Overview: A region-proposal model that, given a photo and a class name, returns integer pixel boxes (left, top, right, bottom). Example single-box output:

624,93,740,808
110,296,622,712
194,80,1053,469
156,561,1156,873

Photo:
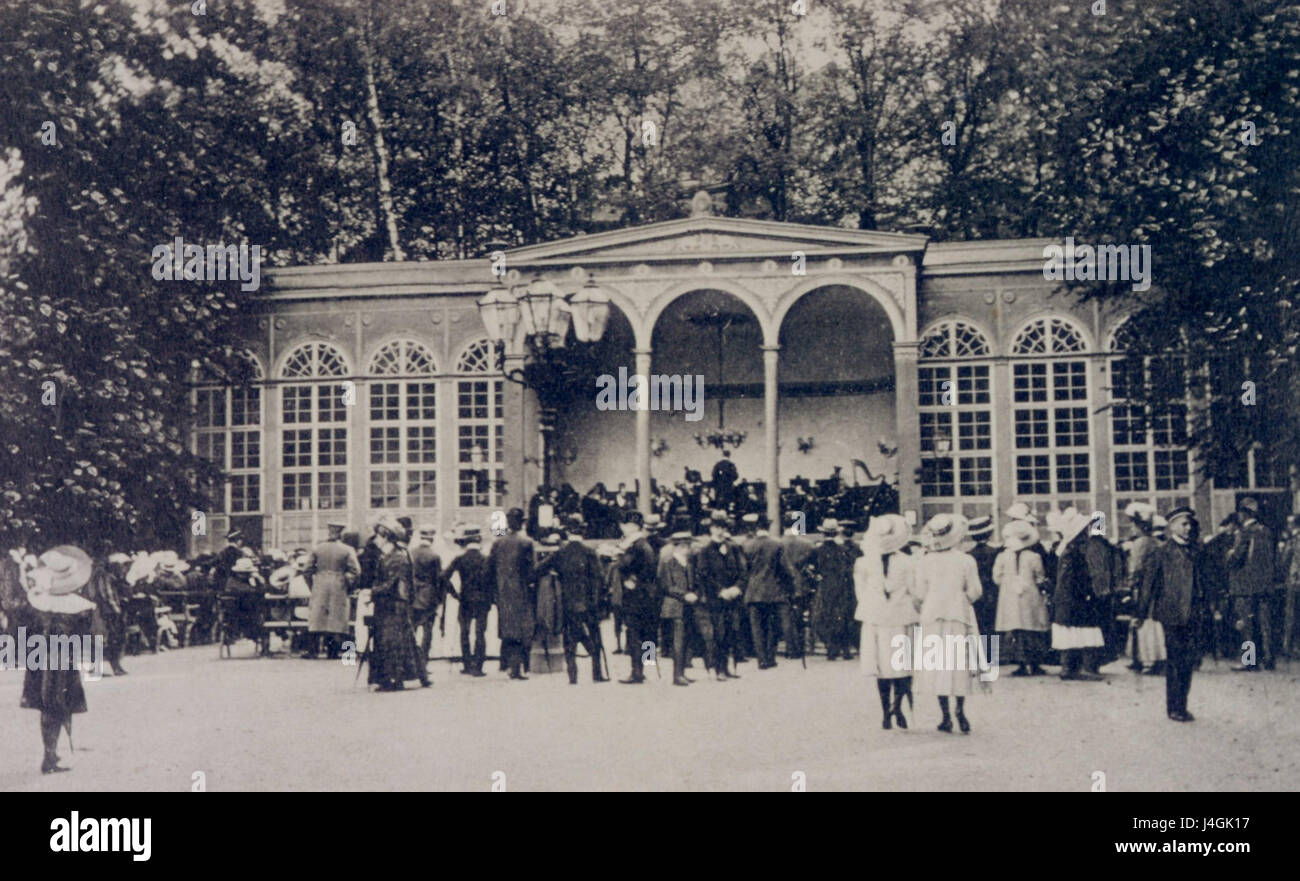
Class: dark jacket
809,540,861,632
1052,536,1102,628
781,533,815,599
693,540,744,608
446,548,492,605
617,536,660,620
410,544,444,611
1227,519,1276,596
551,540,603,616
488,533,536,641
1140,537,1214,628
743,535,791,604
657,551,693,620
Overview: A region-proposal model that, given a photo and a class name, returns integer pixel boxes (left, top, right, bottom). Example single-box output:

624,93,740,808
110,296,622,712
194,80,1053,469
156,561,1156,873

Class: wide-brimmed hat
864,514,910,556
37,546,93,595
818,518,841,535
1002,519,1039,552
923,513,968,551
269,566,294,589
125,552,156,585
670,530,693,543
1123,501,1158,524
1056,507,1094,544
1005,502,1039,525
151,549,190,573
644,513,665,530
375,514,404,539
455,525,483,544
231,557,257,574
107,552,131,565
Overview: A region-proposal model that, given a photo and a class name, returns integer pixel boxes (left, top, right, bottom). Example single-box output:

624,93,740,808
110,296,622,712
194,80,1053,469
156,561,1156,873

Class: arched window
918,319,994,521
367,340,438,510
279,342,350,514
1108,319,1192,535
194,351,264,518
1010,317,1092,516
455,339,504,508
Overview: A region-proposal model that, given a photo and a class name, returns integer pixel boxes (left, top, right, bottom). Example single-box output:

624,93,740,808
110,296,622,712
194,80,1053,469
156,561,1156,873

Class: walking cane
353,630,373,686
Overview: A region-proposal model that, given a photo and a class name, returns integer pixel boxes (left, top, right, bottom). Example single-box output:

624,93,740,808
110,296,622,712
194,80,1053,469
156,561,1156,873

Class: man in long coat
743,515,791,669
1227,496,1277,669
306,521,360,660
616,512,660,683
551,518,607,684
809,520,861,660
487,508,536,680
693,514,745,677
780,521,814,659
1138,507,1216,721
410,522,445,661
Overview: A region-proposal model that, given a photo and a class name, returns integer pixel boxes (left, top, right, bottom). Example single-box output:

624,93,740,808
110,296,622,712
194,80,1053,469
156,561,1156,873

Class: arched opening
777,285,897,506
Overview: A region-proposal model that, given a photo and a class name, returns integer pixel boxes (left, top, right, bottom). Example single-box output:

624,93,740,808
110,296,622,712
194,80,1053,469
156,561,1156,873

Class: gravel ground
3,625,1298,792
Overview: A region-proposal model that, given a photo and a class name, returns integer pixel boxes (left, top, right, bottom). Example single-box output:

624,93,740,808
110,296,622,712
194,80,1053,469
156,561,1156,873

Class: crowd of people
5,489,1299,774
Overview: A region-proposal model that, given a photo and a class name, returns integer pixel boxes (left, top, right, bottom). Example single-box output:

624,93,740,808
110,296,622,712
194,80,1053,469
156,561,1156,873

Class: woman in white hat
18,545,97,773
993,520,1050,676
854,514,918,729
1050,508,1106,680
915,513,985,733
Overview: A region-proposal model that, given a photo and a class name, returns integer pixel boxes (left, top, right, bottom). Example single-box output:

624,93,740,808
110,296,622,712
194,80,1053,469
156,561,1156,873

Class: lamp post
477,273,610,489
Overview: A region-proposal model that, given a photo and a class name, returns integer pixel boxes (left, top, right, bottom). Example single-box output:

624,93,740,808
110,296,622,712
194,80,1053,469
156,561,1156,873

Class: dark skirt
20,610,92,716
368,598,423,686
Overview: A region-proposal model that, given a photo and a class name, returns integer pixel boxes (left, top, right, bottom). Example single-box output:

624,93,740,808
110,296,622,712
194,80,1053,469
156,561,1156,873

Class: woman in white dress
854,514,919,729
914,513,984,733
993,519,1050,676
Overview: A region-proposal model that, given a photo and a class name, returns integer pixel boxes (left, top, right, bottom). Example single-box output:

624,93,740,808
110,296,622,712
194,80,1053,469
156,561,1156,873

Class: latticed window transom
1012,317,1087,356
370,340,437,376
918,319,991,359
455,339,496,374
281,342,349,378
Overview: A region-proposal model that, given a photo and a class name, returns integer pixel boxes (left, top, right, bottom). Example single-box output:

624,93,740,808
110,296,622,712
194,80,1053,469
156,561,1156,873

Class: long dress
368,548,423,687
854,550,919,679
993,547,1050,663
810,540,861,648
913,548,985,696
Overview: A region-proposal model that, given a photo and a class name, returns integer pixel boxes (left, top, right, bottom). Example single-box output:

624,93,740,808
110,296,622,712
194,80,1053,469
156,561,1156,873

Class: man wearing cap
551,518,607,684
810,519,862,661
615,510,660,683
305,522,360,660
1226,497,1277,670
743,514,791,670
1138,507,1215,721
693,512,745,677
410,523,445,662
445,526,492,676
966,516,999,643
488,508,536,680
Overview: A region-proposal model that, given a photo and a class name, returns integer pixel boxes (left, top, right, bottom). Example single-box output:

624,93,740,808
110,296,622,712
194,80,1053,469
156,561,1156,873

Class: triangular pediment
505,216,927,264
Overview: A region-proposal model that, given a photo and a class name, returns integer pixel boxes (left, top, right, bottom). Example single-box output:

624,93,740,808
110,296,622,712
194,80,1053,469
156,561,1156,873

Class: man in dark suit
446,526,492,676
616,511,660,683
410,522,444,661
486,508,535,680
966,516,999,641
694,513,745,677
743,515,790,669
711,450,739,512
552,518,607,684
1138,507,1216,722
780,520,815,659
1227,496,1277,670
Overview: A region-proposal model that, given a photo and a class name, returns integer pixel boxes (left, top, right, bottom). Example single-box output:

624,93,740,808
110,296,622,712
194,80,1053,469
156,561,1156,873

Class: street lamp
476,271,610,489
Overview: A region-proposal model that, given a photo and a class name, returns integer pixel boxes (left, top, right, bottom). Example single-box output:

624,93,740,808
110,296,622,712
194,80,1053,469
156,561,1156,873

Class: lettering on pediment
671,233,746,253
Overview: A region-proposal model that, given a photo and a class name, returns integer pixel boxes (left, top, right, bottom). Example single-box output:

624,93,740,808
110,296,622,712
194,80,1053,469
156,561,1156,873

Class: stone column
893,341,921,523
763,344,781,528
634,348,653,516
